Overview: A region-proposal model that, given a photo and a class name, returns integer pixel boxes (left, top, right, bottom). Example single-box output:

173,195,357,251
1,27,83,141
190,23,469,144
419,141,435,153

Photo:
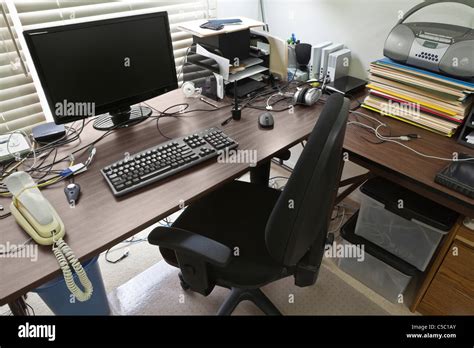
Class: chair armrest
275,149,291,161
148,227,232,267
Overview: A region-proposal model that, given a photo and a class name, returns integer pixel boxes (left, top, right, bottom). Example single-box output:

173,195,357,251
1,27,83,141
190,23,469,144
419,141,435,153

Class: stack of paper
363,58,474,137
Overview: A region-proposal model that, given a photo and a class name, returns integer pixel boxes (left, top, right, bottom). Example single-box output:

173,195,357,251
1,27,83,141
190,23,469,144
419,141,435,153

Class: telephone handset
4,171,93,302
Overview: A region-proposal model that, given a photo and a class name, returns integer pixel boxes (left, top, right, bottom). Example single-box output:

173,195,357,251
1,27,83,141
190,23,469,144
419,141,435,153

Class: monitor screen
24,12,178,125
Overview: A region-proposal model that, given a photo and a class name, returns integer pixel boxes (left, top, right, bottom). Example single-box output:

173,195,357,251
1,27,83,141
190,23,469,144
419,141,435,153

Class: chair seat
160,180,289,288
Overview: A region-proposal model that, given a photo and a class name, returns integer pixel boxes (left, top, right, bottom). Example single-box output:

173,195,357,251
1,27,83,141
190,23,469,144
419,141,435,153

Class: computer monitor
24,12,178,131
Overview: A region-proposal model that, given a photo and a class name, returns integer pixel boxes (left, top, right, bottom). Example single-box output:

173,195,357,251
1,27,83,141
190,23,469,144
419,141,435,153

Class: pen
221,116,233,126
200,97,219,109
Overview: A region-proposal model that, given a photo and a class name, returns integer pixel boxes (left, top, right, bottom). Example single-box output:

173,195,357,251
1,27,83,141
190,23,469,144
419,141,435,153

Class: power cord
52,238,93,302
349,110,474,162
104,217,174,264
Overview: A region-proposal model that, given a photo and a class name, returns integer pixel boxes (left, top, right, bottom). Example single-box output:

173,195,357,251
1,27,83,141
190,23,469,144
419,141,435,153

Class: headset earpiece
294,87,322,106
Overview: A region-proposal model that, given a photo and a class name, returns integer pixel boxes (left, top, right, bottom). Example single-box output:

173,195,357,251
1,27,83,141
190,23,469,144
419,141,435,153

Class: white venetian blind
0,0,216,134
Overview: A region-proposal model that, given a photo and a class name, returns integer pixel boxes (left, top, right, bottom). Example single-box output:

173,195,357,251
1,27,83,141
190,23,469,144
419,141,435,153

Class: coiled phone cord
52,238,93,302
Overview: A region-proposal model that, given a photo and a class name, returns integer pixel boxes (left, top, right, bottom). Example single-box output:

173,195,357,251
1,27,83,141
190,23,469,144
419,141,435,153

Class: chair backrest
265,93,350,266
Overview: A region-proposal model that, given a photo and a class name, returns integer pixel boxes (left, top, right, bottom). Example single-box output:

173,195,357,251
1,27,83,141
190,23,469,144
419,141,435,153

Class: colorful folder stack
363,58,474,137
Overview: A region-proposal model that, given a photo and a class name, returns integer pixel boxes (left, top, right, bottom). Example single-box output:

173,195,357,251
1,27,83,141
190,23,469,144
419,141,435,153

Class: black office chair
148,94,350,315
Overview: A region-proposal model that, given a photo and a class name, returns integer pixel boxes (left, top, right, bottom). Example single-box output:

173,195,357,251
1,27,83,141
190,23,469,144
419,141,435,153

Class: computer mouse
259,112,274,129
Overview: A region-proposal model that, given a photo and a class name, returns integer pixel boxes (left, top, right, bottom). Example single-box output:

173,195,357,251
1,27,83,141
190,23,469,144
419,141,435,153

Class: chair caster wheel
178,273,190,291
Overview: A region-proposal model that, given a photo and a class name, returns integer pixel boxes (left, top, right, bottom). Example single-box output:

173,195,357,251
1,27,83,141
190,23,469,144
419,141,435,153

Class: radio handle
399,0,473,25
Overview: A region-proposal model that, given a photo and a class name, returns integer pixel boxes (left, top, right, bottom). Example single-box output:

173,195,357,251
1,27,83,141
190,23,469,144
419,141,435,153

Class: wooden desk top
344,107,474,217
1,89,473,305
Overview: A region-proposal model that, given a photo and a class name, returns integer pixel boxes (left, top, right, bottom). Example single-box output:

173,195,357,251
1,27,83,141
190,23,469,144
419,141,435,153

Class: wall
216,0,260,18
262,0,426,79
216,0,471,78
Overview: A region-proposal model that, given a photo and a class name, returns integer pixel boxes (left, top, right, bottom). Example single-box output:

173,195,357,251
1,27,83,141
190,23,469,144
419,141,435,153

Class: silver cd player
384,0,473,79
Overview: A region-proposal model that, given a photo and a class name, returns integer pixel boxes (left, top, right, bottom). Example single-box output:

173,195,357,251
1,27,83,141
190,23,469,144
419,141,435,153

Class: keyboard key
140,166,172,181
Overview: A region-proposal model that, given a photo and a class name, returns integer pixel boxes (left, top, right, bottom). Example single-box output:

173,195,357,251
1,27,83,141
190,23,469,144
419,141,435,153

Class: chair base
217,287,282,316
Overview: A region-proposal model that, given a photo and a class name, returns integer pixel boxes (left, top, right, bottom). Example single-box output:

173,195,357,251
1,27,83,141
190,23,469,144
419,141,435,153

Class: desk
1,89,473,313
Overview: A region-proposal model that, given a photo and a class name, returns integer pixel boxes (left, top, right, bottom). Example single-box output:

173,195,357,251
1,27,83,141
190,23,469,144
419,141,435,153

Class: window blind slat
0,92,39,112
1,101,43,122
1,72,32,89
171,31,192,42
20,2,207,30
172,37,193,50
0,50,26,66
0,26,17,37
14,1,116,13
0,37,20,54
0,62,23,78
0,112,45,133
0,82,36,102
18,3,131,26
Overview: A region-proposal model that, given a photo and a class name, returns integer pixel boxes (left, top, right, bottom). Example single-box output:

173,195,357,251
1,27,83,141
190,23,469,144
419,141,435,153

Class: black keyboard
101,127,238,196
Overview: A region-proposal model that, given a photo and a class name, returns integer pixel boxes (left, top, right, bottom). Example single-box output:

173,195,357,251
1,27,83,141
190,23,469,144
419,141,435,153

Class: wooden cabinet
418,224,474,315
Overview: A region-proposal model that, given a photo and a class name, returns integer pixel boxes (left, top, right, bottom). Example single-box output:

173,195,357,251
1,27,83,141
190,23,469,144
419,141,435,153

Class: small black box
32,122,66,143
193,29,250,63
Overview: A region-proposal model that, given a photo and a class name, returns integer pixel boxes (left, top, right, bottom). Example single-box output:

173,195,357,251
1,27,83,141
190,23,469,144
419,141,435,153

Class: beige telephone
4,171,93,302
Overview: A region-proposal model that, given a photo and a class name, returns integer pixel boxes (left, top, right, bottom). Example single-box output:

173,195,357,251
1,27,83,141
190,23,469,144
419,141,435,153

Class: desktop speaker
295,43,312,72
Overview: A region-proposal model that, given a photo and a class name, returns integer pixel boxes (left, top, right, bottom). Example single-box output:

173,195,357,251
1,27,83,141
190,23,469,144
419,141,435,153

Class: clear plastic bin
355,177,458,271
338,213,419,303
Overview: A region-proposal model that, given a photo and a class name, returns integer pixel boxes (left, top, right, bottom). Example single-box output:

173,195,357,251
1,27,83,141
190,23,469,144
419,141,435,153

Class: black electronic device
383,0,474,79
295,43,312,71
23,12,178,131
457,107,474,149
64,183,81,205
32,122,66,143
193,29,250,62
200,19,243,31
326,76,367,96
231,82,241,121
200,22,224,31
258,112,274,129
435,154,474,198
227,78,266,98
101,127,238,196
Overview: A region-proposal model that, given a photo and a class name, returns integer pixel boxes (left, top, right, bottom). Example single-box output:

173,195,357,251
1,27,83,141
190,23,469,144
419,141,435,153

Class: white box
319,43,343,80
327,48,351,82
310,41,332,79
0,133,31,163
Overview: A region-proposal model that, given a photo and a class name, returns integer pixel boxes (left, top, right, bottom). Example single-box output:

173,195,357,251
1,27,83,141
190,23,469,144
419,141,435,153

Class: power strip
0,133,32,163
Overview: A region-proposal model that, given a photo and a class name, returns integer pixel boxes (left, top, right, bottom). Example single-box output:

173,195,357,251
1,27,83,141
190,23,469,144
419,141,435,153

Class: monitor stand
93,106,152,131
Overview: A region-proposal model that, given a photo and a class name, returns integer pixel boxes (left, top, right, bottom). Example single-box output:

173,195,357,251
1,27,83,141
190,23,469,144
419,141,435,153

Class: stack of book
363,58,474,137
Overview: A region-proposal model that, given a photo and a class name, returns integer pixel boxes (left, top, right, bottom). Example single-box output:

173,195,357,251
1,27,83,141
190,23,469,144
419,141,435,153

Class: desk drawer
419,242,474,315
